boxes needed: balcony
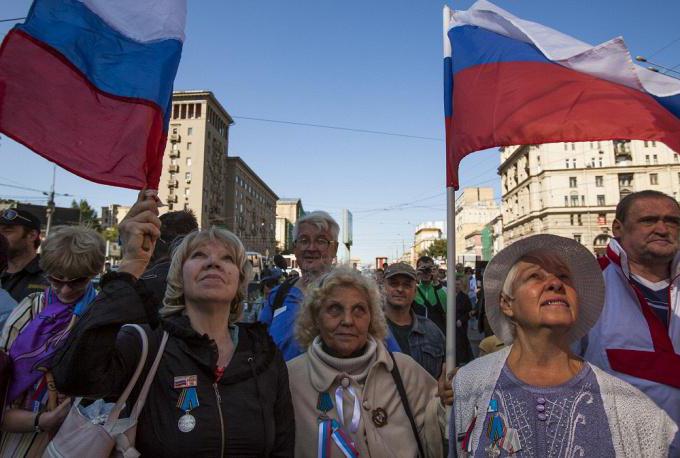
[168,179,178,188]
[170,134,181,143]
[168,164,179,173]
[169,149,180,158]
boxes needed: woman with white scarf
[288,267,448,457]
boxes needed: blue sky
[2,1,679,264]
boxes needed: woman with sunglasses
[0,225,104,457]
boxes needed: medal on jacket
[316,392,359,458]
[175,375,199,433]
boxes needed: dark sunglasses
[1,209,32,224]
[47,275,90,288]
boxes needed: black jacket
[52,272,295,457]
[0,255,48,303]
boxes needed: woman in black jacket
[52,192,294,457]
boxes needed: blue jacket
[259,283,401,361]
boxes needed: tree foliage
[71,199,101,231]
[422,239,447,259]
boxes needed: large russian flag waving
[444,0,680,189]
[0,0,186,189]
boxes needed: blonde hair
[295,266,387,348]
[40,225,105,279]
[160,227,252,323]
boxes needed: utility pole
[44,165,56,237]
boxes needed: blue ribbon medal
[175,375,199,433]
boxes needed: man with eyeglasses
[582,190,680,454]
[259,211,340,360]
[0,209,48,302]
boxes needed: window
[572,143,576,151]
[574,234,582,243]
[595,176,603,187]
[570,214,574,225]
[572,158,577,168]
[581,196,585,206]
[598,213,607,225]
[185,172,191,180]
[172,127,178,135]
[196,104,202,118]
[537,155,541,166]
[184,188,190,196]
[597,195,605,206]
[186,157,192,166]
[591,158,595,167]
[570,195,579,206]
[645,155,650,164]
[188,104,194,118]
[173,105,179,119]
[565,159,570,169]
[675,155,679,163]
[644,141,649,148]
[650,173,658,185]
[171,158,178,165]
[188,127,193,136]
[564,143,569,151]
[564,196,569,206]
[578,214,583,226]
[187,142,192,151]
[569,177,577,188]
[180,104,186,119]
[653,154,658,164]
[652,141,657,147]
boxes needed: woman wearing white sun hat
[448,234,677,458]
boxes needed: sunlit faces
[500,257,579,337]
[384,275,417,308]
[614,197,680,264]
[317,286,371,357]
[293,223,337,274]
[182,240,240,305]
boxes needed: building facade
[158,90,234,228]
[413,221,445,259]
[455,187,500,259]
[100,204,131,229]
[224,156,278,256]
[500,140,680,255]
[275,198,305,253]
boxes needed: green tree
[71,199,101,230]
[424,239,447,259]
[102,226,119,242]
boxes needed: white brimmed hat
[483,234,604,346]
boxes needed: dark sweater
[52,272,295,457]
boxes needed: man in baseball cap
[0,208,48,302]
[383,262,445,379]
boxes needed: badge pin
[174,375,198,389]
[178,413,196,433]
[371,407,388,427]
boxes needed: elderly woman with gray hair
[449,234,677,457]
[288,267,449,457]
[52,193,295,457]
[0,225,104,456]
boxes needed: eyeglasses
[47,275,90,289]
[1,209,32,224]
[294,237,333,250]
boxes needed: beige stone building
[413,221,445,259]
[100,204,130,229]
[275,198,305,253]
[500,140,680,255]
[224,156,278,256]
[454,187,500,259]
[158,90,233,228]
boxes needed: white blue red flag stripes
[0,0,186,189]
[443,0,680,189]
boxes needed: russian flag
[0,0,186,189]
[444,0,680,189]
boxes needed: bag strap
[388,351,425,458]
[272,276,299,312]
[129,330,169,420]
[106,324,149,425]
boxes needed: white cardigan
[452,346,677,457]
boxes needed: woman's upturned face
[502,258,579,337]
[317,286,371,357]
[182,240,240,306]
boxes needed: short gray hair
[40,226,105,279]
[295,266,387,348]
[293,211,340,241]
[161,227,252,322]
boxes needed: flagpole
[446,186,456,372]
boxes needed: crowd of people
[0,188,677,457]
